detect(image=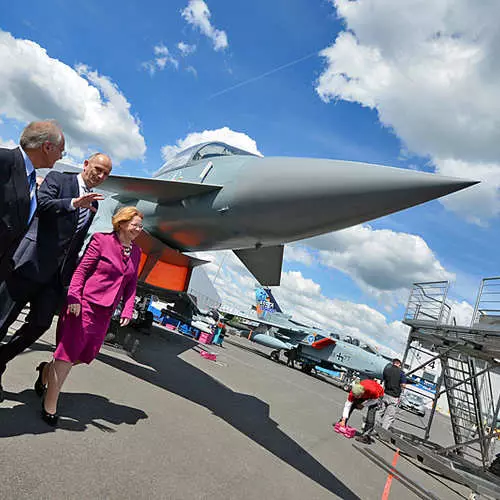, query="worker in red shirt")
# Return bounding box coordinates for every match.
[338,379,384,444]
